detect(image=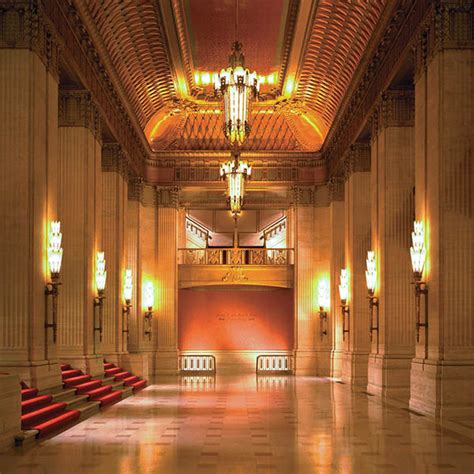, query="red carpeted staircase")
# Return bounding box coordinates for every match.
[17,361,147,442]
